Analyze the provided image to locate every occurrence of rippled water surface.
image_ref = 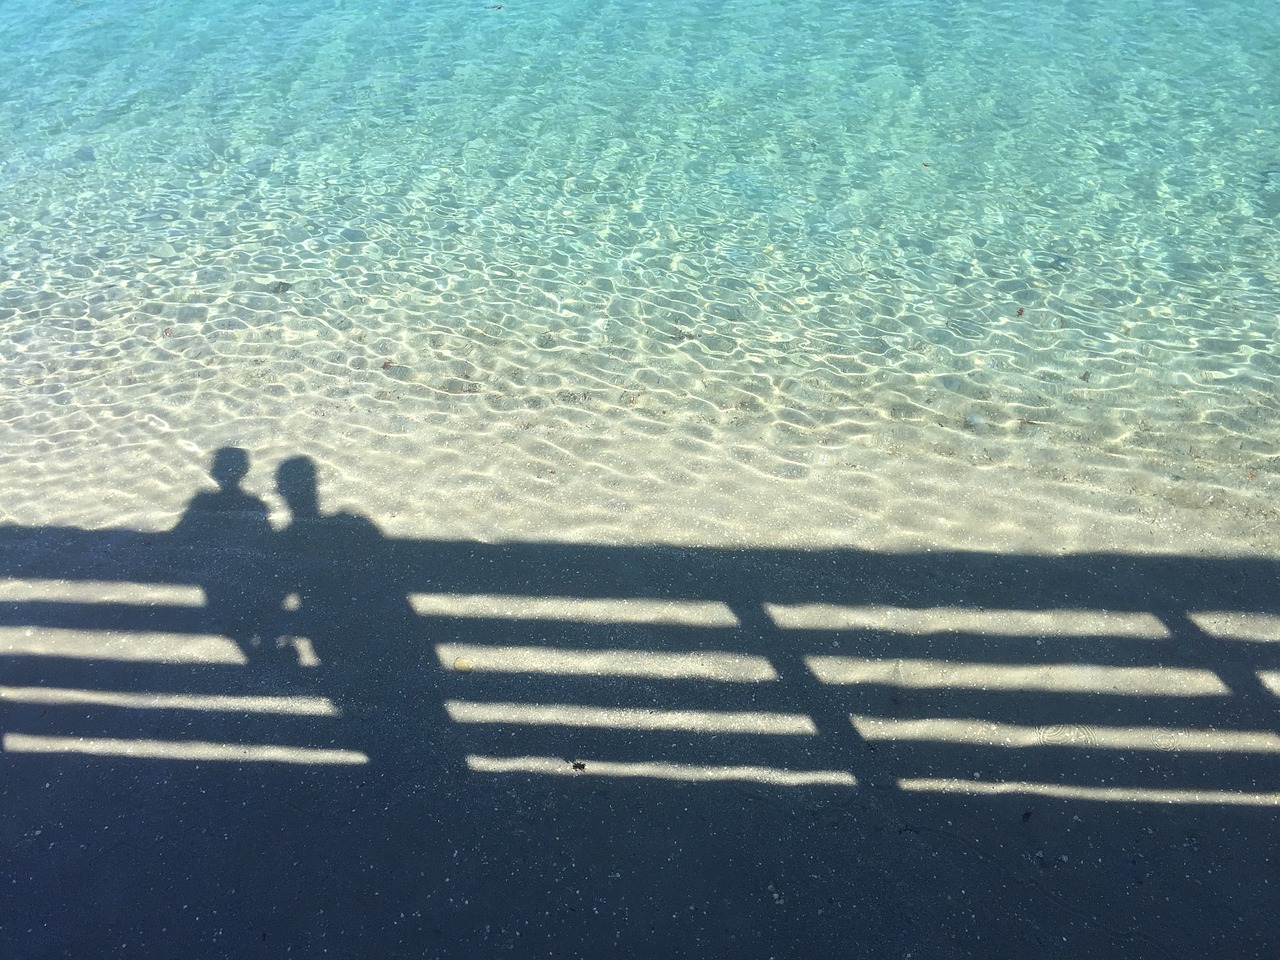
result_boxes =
[2,0,1278,548]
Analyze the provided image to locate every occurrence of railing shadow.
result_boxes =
[1,448,1277,959]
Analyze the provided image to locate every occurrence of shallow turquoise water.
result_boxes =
[1,0,1278,530]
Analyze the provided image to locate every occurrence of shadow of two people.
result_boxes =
[173,447,417,691]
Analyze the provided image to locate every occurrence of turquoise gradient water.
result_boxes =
[1,0,1278,535]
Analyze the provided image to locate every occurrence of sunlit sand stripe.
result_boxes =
[807,656,1227,695]
[851,715,1280,752]
[0,580,204,605]
[899,778,1280,807]
[0,627,246,664]
[437,644,776,681]
[446,700,815,734]
[1258,671,1280,697]
[411,593,738,627]
[466,754,855,787]
[3,734,367,765]
[1,687,339,716]
[767,604,1169,639]
[1189,612,1280,642]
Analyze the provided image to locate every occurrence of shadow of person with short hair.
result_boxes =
[172,446,282,666]
[273,455,431,752]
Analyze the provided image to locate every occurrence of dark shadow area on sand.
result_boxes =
[1,447,1278,959]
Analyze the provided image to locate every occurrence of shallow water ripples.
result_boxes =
[2,0,1279,547]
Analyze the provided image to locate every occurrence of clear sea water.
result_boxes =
[1,0,1278,540]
